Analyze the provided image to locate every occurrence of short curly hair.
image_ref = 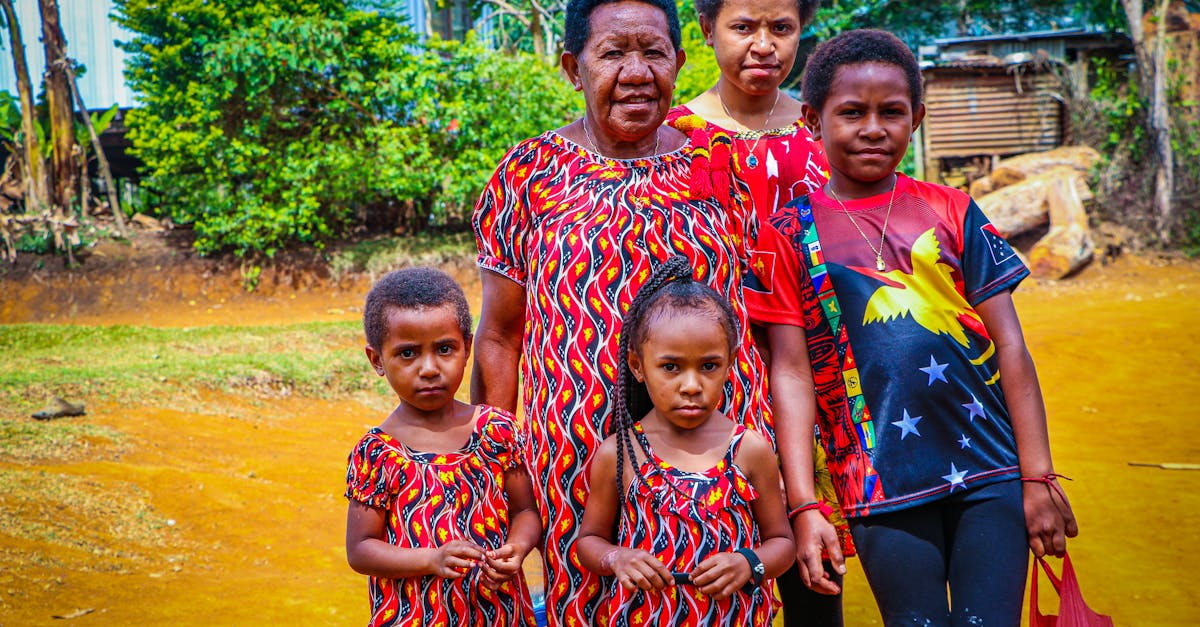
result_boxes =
[563,0,681,56]
[362,267,472,353]
[694,0,818,26]
[801,28,922,113]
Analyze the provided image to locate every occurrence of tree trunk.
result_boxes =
[0,0,47,211]
[64,61,127,236]
[1150,0,1175,243]
[39,0,76,212]
[530,9,545,59]
[1121,0,1175,244]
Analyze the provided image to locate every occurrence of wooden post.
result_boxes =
[62,59,127,237]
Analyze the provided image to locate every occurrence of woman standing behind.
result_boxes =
[667,2,854,625]
[471,1,773,625]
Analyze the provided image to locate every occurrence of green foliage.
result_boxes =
[673,1,718,104]
[114,0,577,256]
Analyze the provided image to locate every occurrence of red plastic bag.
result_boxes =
[1029,552,1114,627]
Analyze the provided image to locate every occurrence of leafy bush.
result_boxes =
[115,1,578,256]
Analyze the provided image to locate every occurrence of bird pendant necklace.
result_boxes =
[827,176,897,272]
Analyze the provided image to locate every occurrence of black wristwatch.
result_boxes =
[735,548,765,593]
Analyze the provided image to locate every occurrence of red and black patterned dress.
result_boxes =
[473,131,771,626]
[344,406,536,627]
[600,423,776,626]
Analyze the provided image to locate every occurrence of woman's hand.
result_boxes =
[480,543,528,589]
[431,540,486,578]
[792,509,844,595]
[610,548,672,593]
[1023,478,1079,557]
[691,551,753,600]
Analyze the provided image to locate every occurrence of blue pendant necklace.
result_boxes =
[717,83,780,169]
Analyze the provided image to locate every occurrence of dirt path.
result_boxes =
[1,241,1198,625]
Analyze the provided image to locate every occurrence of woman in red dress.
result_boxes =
[471,1,773,624]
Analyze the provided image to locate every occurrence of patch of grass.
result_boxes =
[0,419,124,463]
[0,322,375,421]
[327,231,475,279]
[0,469,177,562]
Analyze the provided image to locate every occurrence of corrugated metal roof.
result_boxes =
[0,0,136,109]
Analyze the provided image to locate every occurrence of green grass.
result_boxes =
[0,321,390,421]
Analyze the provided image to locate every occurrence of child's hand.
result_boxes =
[480,543,527,590]
[1023,477,1079,557]
[608,548,672,593]
[691,551,754,600]
[792,509,844,595]
[431,540,486,578]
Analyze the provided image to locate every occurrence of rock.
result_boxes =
[130,213,165,231]
[31,396,86,420]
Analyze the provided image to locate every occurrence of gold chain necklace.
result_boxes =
[582,114,659,159]
[827,176,897,272]
[716,81,779,168]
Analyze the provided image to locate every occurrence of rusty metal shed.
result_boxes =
[916,28,1132,187]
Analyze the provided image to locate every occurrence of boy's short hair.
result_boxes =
[802,28,922,112]
[362,267,472,352]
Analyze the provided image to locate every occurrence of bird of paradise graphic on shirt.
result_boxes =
[856,227,998,383]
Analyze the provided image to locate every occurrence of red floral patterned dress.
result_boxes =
[344,406,535,627]
[473,131,772,626]
[600,423,776,626]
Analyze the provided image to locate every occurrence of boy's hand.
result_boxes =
[610,548,672,592]
[431,540,485,578]
[793,509,844,595]
[691,552,752,600]
[480,543,526,590]
[1024,478,1079,557]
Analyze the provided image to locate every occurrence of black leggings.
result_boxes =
[777,560,844,627]
[849,480,1028,627]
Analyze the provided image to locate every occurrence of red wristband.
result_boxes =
[1021,473,1072,501]
[787,501,821,520]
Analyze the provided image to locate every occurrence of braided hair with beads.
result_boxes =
[610,255,742,502]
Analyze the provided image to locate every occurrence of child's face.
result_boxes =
[365,304,470,415]
[628,308,733,430]
[803,61,926,197]
[702,0,802,96]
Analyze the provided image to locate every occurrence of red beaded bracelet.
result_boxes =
[787,501,821,520]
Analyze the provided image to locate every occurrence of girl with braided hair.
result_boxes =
[576,256,794,626]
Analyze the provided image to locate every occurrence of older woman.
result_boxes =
[471,0,774,624]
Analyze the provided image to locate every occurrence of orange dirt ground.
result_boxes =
[0,236,1197,626]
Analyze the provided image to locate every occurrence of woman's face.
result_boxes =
[562,1,684,144]
[702,0,801,96]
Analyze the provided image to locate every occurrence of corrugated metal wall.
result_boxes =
[0,0,135,108]
[922,68,1063,160]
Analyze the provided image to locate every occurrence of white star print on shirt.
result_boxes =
[962,395,986,421]
[919,355,949,386]
[892,409,923,439]
[943,463,968,490]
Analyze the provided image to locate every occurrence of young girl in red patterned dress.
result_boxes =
[344,268,541,627]
[576,256,794,626]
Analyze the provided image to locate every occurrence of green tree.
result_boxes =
[114,0,577,256]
